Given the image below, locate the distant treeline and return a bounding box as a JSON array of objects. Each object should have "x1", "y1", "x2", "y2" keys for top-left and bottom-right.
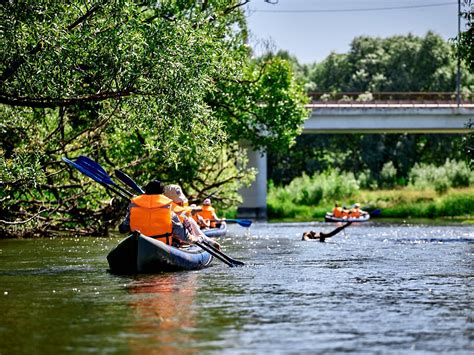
[
  {"x1": 269, "y1": 31, "x2": 473, "y2": 95},
  {"x1": 268, "y1": 133, "x2": 468, "y2": 187},
  {"x1": 265, "y1": 32, "x2": 473, "y2": 186}
]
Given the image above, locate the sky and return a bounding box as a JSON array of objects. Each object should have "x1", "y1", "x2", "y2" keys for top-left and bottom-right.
[{"x1": 244, "y1": 0, "x2": 465, "y2": 64}]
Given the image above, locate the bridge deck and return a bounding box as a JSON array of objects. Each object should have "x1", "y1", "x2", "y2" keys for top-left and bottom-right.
[{"x1": 304, "y1": 102, "x2": 474, "y2": 134}]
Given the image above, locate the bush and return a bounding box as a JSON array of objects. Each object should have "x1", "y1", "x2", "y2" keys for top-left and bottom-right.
[
  {"x1": 380, "y1": 161, "x2": 397, "y2": 188},
  {"x1": 409, "y1": 159, "x2": 473, "y2": 191},
  {"x1": 268, "y1": 169, "x2": 360, "y2": 208}
]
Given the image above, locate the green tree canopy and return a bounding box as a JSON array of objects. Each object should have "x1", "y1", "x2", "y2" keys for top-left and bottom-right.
[
  {"x1": 0, "y1": 0, "x2": 308, "y2": 237},
  {"x1": 308, "y1": 31, "x2": 472, "y2": 94}
]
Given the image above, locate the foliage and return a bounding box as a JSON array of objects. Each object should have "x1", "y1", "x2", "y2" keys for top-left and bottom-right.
[
  {"x1": 0, "y1": 1, "x2": 308, "y2": 237},
  {"x1": 268, "y1": 133, "x2": 465, "y2": 187},
  {"x1": 268, "y1": 184, "x2": 474, "y2": 221},
  {"x1": 379, "y1": 161, "x2": 398, "y2": 189},
  {"x1": 210, "y1": 56, "x2": 309, "y2": 153},
  {"x1": 307, "y1": 32, "x2": 473, "y2": 93},
  {"x1": 451, "y1": 0, "x2": 473, "y2": 72},
  {"x1": 268, "y1": 162, "x2": 474, "y2": 220},
  {"x1": 268, "y1": 170, "x2": 360, "y2": 208},
  {"x1": 408, "y1": 159, "x2": 473, "y2": 193}
]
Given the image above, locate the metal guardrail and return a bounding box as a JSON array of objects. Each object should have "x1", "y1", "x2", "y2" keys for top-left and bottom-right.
[
  {"x1": 306, "y1": 103, "x2": 474, "y2": 108},
  {"x1": 308, "y1": 91, "x2": 474, "y2": 104}
]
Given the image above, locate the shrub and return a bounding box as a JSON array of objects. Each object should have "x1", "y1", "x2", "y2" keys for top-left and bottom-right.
[
  {"x1": 380, "y1": 161, "x2": 398, "y2": 188},
  {"x1": 409, "y1": 159, "x2": 473, "y2": 191},
  {"x1": 267, "y1": 169, "x2": 360, "y2": 207}
]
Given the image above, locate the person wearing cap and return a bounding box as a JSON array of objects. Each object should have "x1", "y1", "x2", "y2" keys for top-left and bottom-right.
[
  {"x1": 119, "y1": 180, "x2": 220, "y2": 249},
  {"x1": 163, "y1": 184, "x2": 220, "y2": 248},
  {"x1": 164, "y1": 184, "x2": 189, "y2": 208},
  {"x1": 197, "y1": 198, "x2": 220, "y2": 228},
  {"x1": 349, "y1": 203, "x2": 363, "y2": 218}
]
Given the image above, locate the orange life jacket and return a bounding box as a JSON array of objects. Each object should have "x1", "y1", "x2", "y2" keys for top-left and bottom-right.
[
  {"x1": 130, "y1": 194, "x2": 173, "y2": 245},
  {"x1": 171, "y1": 202, "x2": 187, "y2": 222},
  {"x1": 197, "y1": 205, "x2": 216, "y2": 227},
  {"x1": 350, "y1": 208, "x2": 361, "y2": 218},
  {"x1": 333, "y1": 207, "x2": 343, "y2": 218}
]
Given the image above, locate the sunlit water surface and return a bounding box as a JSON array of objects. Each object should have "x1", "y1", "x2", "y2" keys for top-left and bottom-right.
[{"x1": 1, "y1": 222, "x2": 473, "y2": 354}]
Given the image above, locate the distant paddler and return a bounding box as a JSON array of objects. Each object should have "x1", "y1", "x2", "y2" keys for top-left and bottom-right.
[{"x1": 196, "y1": 198, "x2": 222, "y2": 228}]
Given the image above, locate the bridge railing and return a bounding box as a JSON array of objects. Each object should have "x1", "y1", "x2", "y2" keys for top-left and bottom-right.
[{"x1": 308, "y1": 91, "x2": 474, "y2": 104}]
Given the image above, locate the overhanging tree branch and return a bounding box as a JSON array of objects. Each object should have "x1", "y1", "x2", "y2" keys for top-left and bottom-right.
[{"x1": 0, "y1": 90, "x2": 134, "y2": 108}]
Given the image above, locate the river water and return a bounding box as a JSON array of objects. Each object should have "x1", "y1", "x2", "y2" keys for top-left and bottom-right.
[{"x1": 0, "y1": 222, "x2": 473, "y2": 354}]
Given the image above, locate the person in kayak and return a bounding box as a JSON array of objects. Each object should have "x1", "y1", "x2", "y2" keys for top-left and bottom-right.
[
  {"x1": 197, "y1": 198, "x2": 220, "y2": 228},
  {"x1": 119, "y1": 180, "x2": 220, "y2": 249},
  {"x1": 189, "y1": 204, "x2": 211, "y2": 229},
  {"x1": 302, "y1": 222, "x2": 352, "y2": 242},
  {"x1": 332, "y1": 203, "x2": 349, "y2": 218},
  {"x1": 348, "y1": 203, "x2": 368, "y2": 218},
  {"x1": 164, "y1": 184, "x2": 188, "y2": 208}
]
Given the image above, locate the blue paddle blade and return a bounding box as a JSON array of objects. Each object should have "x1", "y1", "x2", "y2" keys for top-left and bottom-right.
[
  {"x1": 76, "y1": 156, "x2": 115, "y2": 185},
  {"x1": 62, "y1": 157, "x2": 107, "y2": 185},
  {"x1": 370, "y1": 209, "x2": 381, "y2": 216},
  {"x1": 114, "y1": 169, "x2": 144, "y2": 194},
  {"x1": 226, "y1": 219, "x2": 252, "y2": 227}
]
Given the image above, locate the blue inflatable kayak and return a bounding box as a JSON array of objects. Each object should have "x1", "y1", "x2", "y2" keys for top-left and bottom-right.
[
  {"x1": 107, "y1": 232, "x2": 213, "y2": 274},
  {"x1": 203, "y1": 222, "x2": 227, "y2": 238}
]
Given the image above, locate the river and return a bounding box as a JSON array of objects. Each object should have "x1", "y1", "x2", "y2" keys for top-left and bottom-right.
[{"x1": 0, "y1": 222, "x2": 473, "y2": 354}]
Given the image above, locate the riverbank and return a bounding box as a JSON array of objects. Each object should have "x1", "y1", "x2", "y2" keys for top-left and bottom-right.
[{"x1": 267, "y1": 187, "x2": 474, "y2": 223}]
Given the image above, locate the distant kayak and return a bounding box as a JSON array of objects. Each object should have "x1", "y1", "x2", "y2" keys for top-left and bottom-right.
[
  {"x1": 203, "y1": 222, "x2": 227, "y2": 238},
  {"x1": 107, "y1": 232, "x2": 213, "y2": 274},
  {"x1": 325, "y1": 213, "x2": 371, "y2": 223}
]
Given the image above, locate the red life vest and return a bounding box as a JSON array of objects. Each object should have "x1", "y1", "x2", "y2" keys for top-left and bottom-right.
[{"x1": 130, "y1": 194, "x2": 173, "y2": 245}]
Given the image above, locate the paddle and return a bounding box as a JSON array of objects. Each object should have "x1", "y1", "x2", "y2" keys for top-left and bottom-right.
[
  {"x1": 64, "y1": 156, "x2": 244, "y2": 267},
  {"x1": 114, "y1": 169, "x2": 145, "y2": 194},
  {"x1": 212, "y1": 219, "x2": 252, "y2": 228},
  {"x1": 195, "y1": 240, "x2": 245, "y2": 267},
  {"x1": 370, "y1": 208, "x2": 381, "y2": 216},
  {"x1": 62, "y1": 157, "x2": 130, "y2": 200},
  {"x1": 75, "y1": 156, "x2": 134, "y2": 197}
]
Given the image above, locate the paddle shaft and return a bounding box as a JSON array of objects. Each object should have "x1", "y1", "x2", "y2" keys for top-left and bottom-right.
[
  {"x1": 211, "y1": 219, "x2": 252, "y2": 227},
  {"x1": 114, "y1": 169, "x2": 145, "y2": 194},
  {"x1": 195, "y1": 241, "x2": 235, "y2": 267}
]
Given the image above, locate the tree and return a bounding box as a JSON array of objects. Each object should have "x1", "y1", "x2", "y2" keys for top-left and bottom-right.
[
  {"x1": 0, "y1": 0, "x2": 308, "y2": 237},
  {"x1": 307, "y1": 32, "x2": 471, "y2": 94},
  {"x1": 452, "y1": 0, "x2": 473, "y2": 72}
]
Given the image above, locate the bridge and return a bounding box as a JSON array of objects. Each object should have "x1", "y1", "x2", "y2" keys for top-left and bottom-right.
[{"x1": 237, "y1": 95, "x2": 474, "y2": 219}]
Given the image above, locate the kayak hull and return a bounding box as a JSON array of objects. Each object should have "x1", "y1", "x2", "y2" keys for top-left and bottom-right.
[
  {"x1": 325, "y1": 213, "x2": 371, "y2": 223},
  {"x1": 203, "y1": 222, "x2": 227, "y2": 238},
  {"x1": 107, "y1": 233, "x2": 213, "y2": 274}
]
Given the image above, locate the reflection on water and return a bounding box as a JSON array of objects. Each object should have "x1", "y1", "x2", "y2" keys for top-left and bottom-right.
[
  {"x1": 0, "y1": 223, "x2": 473, "y2": 353},
  {"x1": 126, "y1": 273, "x2": 198, "y2": 354}
]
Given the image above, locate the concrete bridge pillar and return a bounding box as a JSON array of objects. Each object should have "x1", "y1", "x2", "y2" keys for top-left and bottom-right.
[{"x1": 237, "y1": 148, "x2": 267, "y2": 220}]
